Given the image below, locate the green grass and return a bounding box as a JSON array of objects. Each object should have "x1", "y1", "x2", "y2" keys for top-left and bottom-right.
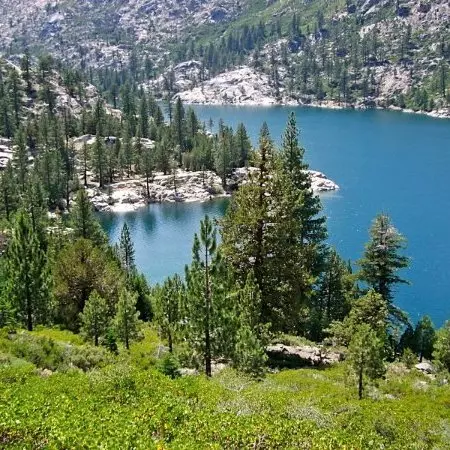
[{"x1": 0, "y1": 327, "x2": 449, "y2": 449}]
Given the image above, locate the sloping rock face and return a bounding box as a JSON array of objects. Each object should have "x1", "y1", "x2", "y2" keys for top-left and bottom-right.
[
  {"x1": 230, "y1": 167, "x2": 339, "y2": 193},
  {"x1": 0, "y1": 0, "x2": 241, "y2": 70},
  {"x1": 266, "y1": 344, "x2": 343, "y2": 368},
  {"x1": 0, "y1": 138, "x2": 13, "y2": 169},
  {"x1": 176, "y1": 67, "x2": 278, "y2": 106},
  {"x1": 87, "y1": 169, "x2": 225, "y2": 212}
]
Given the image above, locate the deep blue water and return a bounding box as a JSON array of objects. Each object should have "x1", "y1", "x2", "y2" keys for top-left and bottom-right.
[{"x1": 99, "y1": 106, "x2": 450, "y2": 326}]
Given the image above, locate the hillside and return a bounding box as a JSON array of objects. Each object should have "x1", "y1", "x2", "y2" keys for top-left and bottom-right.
[
  {"x1": 1, "y1": 326, "x2": 449, "y2": 449},
  {"x1": 0, "y1": 0, "x2": 448, "y2": 114}
]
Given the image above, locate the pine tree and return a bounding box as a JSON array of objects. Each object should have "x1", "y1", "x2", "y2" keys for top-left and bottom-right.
[
  {"x1": 114, "y1": 289, "x2": 142, "y2": 350},
  {"x1": 0, "y1": 160, "x2": 18, "y2": 220},
  {"x1": 310, "y1": 249, "x2": 354, "y2": 340},
  {"x1": 413, "y1": 316, "x2": 436, "y2": 362},
  {"x1": 347, "y1": 323, "x2": 385, "y2": 399},
  {"x1": 185, "y1": 215, "x2": 235, "y2": 376},
  {"x1": 118, "y1": 222, "x2": 135, "y2": 274},
  {"x1": 71, "y1": 189, "x2": 106, "y2": 245},
  {"x1": 80, "y1": 290, "x2": 110, "y2": 346},
  {"x1": 91, "y1": 131, "x2": 106, "y2": 187},
  {"x1": 280, "y1": 112, "x2": 327, "y2": 277},
  {"x1": 153, "y1": 275, "x2": 183, "y2": 353},
  {"x1": 327, "y1": 289, "x2": 389, "y2": 349},
  {"x1": 12, "y1": 126, "x2": 28, "y2": 192},
  {"x1": 5, "y1": 210, "x2": 51, "y2": 331},
  {"x1": 359, "y1": 214, "x2": 409, "y2": 324},
  {"x1": 433, "y1": 321, "x2": 450, "y2": 372},
  {"x1": 141, "y1": 145, "x2": 154, "y2": 198},
  {"x1": 139, "y1": 93, "x2": 149, "y2": 138},
  {"x1": 172, "y1": 97, "x2": 186, "y2": 164},
  {"x1": 221, "y1": 124, "x2": 307, "y2": 332},
  {"x1": 233, "y1": 272, "x2": 268, "y2": 376},
  {"x1": 234, "y1": 123, "x2": 251, "y2": 167}
]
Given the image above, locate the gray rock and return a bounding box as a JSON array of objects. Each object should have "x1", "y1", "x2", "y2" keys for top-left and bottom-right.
[{"x1": 415, "y1": 361, "x2": 435, "y2": 374}]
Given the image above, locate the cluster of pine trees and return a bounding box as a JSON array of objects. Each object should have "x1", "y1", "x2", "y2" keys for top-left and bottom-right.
[{"x1": 0, "y1": 53, "x2": 449, "y2": 399}]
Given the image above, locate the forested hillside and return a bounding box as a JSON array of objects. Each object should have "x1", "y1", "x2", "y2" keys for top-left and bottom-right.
[
  {"x1": 0, "y1": 2, "x2": 449, "y2": 448},
  {"x1": 0, "y1": 0, "x2": 449, "y2": 113}
]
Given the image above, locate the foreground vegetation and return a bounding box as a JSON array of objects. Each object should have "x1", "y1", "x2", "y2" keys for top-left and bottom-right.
[
  {"x1": 1, "y1": 54, "x2": 449, "y2": 448},
  {"x1": 1, "y1": 327, "x2": 449, "y2": 449}
]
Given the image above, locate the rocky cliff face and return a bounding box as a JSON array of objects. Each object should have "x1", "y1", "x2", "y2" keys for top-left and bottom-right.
[
  {"x1": 0, "y1": 0, "x2": 241, "y2": 69},
  {"x1": 0, "y1": 0, "x2": 448, "y2": 114}
]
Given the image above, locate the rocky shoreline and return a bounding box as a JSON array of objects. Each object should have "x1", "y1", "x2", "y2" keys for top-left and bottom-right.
[
  {"x1": 175, "y1": 66, "x2": 449, "y2": 120},
  {"x1": 88, "y1": 168, "x2": 339, "y2": 213}
]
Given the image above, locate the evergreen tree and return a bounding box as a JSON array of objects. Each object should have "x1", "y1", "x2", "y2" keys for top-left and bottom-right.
[
  {"x1": 310, "y1": 249, "x2": 354, "y2": 340},
  {"x1": 280, "y1": 112, "x2": 327, "y2": 277},
  {"x1": 139, "y1": 93, "x2": 149, "y2": 138},
  {"x1": 53, "y1": 238, "x2": 124, "y2": 331},
  {"x1": 233, "y1": 272, "x2": 268, "y2": 376},
  {"x1": 359, "y1": 214, "x2": 409, "y2": 324},
  {"x1": 433, "y1": 321, "x2": 450, "y2": 372},
  {"x1": 234, "y1": 123, "x2": 252, "y2": 167},
  {"x1": 413, "y1": 316, "x2": 436, "y2": 362},
  {"x1": 13, "y1": 126, "x2": 28, "y2": 192},
  {"x1": 80, "y1": 290, "x2": 110, "y2": 346},
  {"x1": 118, "y1": 222, "x2": 135, "y2": 274},
  {"x1": 153, "y1": 275, "x2": 183, "y2": 353},
  {"x1": 70, "y1": 189, "x2": 106, "y2": 246},
  {"x1": 0, "y1": 160, "x2": 18, "y2": 220},
  {"x1": 91, "y1": 131, "x2": 106, "y2": 187},
  {"x1": 347, "y1": 323, "x2": 385, "y2": 400},
  {"x1": 221, "y1": 124, "x2": 307, "y2": 332},
  {"x1": 185, "y1": 215, "x2": 235, "y2": 376},
  {"x1": 172, "y1": 97, "x2": 186, "y2": 164},
  {"x1": 327, "y1": 289, "x2": 389, "y2": 346},
  {"x1": 141, "y1": 145, "x2": 154, "y2": 198},
  {"x1": 5, "y1": 210, "x2": 51, "y2": 331},
  {"x1": 114, "y1": 289, "x2": 142, "y2": 350}
]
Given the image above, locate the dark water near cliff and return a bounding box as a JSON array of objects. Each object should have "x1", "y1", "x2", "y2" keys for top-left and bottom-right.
[{"x1": 99, "y1": 106, "x2": 450, "y2": 326}]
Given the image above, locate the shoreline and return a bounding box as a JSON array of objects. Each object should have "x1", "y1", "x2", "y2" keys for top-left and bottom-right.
[
  {"x1": 89, "y1": 168, "x2": 339, "y2": 213},
  {"x1": 179, "y1": 98, "x2": 449, "y2": 120}
]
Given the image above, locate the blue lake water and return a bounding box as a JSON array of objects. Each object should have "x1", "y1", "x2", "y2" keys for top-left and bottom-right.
[{"x1": 99, "y1": 106, "x2": 450, "y2": 326}]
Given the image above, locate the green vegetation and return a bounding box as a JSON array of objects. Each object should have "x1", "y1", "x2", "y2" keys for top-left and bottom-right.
[
  {"x1": 0, "y1": 52, "x2": 449, "y2": 448},
  {"x1": 0, "y1": 327, "x2": 449, "y2": 448}
]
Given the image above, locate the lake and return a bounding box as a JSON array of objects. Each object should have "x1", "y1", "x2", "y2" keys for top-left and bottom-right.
[{"x1": 99, "y1": 106, "x2": 450, "y2": 327}]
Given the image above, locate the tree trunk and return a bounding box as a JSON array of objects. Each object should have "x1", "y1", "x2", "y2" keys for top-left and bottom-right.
[
  {"x1": 168, "y1": 331, "x2": 173, "y2": 353},
  {"x1": 358, "y1": 365, "x2": 364, "y2": 400}
]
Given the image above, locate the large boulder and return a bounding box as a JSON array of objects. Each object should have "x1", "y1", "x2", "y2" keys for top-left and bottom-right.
[
  {"x1": 415, "y1": 361, "x2": 435, "y2": 374},
  {"x1": 266, "y1": 344, "x2": 342, "y2": 368}
]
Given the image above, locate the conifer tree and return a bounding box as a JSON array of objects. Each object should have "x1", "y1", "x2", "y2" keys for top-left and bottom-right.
[
  {"x1": 92, "y1": 131, "x2": 106, "y2": 187},
  {"x1": 234, "y1": 123, "x2": 252, "y2": 167},
  {"x1": 139, "y1": 93, "x2": 149, "y2": 138},
  {"x1": 172, "y1": 97, "x2": 186, "y2": 164},
  {"x1": 114, "y1": 289, "x2": 142, "y2": 350},
  {"x1": 71, "y1": 189, "x2": 106, "y2": 245},
  {"x1": 119, "y1": 222, "x2": 135, "y2": 274},
  {"x1": 5, "y1": 210, "x2": 51, "y2": 331},
  {"x1": 413, "y1": 316, "x2": 436, "y2": 362},
  {"x1": 0, "y1": 161, "x2": 18, "y2": 220},
  {"x1": 153, "y1": 275, "x2": 183, "y2": 353},
  {"x1": 80, "y1": 290, "x2": 110, "y2": 346},
  {"x1": 141, "y1": 145, "x2": 154, "y2": 198},
  {"x1": 347, "y1": 323, "x2": 385, "y2": 399},
  {"x1": 222, "y1": 124, "x2": 307, "y2": 332},
  {"x1": 433, "y1": 321, "x2": 450, "y2": 372},
  {"x1": 359, "y1": 214, "x2": 409, "y2": 324},
  {"x1": 185, "y1": 215, "x2": 235, "y2": 376},
  {"x1": 280, "y1": 112, "x2": 327, "y2": 276},
  {"x1": 310, "y1": 249, "x2": 354, "y2": 340},
  {"x1": 13, "y1": 126, "x2": 28, "y2": 192}
]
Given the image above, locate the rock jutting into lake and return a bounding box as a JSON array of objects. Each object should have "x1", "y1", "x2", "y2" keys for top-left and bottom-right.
[{"x1": 87, "y1": 167, "x2": 339, "y2": 213}]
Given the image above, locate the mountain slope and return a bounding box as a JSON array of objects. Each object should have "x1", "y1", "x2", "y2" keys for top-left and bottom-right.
[{"x1": 0, "y1": 0, "x2": 448, "y2": 114}]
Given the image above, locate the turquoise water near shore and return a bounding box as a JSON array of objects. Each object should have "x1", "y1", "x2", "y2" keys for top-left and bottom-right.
[{"x1": 99, "y1": 106, "x2": 450, "y2": 326}]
